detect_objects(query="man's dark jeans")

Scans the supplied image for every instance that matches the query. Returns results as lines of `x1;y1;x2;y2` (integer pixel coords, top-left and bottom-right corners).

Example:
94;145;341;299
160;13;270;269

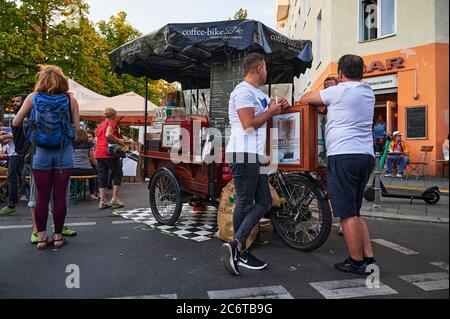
229;153;271;249
7;155;24;206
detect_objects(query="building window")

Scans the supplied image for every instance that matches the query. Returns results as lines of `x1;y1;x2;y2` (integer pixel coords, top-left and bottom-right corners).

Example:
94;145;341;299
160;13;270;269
316;10;322;64
359;0;396;42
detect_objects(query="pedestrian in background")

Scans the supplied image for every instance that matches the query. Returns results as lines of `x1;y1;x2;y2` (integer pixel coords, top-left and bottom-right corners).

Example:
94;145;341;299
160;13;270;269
0;93;30;216
95;107;125;209
72;128;98;199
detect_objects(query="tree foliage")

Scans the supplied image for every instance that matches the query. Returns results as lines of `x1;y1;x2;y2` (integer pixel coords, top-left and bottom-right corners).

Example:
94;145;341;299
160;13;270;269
232;8;248;20
0;1;177;120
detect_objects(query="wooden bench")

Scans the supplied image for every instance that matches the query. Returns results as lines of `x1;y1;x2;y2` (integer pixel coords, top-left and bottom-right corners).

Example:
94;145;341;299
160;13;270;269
22;174;98;205
70;175;97;205
0;175;6;202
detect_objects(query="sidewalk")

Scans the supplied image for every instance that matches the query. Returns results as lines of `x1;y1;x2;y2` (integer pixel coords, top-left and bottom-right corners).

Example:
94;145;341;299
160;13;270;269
362;175;449;224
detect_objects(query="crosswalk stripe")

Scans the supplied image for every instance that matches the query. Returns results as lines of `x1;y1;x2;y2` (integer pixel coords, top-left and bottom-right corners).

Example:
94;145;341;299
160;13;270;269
372;239;419;255
399;272;449;291
0;224;32;230
109;294;178;299
430;262;449;271
207;286;294;299
309;279;398;299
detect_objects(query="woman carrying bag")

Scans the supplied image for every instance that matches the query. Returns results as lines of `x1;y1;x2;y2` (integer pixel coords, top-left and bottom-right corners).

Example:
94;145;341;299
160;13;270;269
95;107;125;209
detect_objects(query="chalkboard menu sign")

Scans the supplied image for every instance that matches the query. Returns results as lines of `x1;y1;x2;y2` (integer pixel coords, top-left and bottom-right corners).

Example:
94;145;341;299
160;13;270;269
406;106;427;139
210;53;246;129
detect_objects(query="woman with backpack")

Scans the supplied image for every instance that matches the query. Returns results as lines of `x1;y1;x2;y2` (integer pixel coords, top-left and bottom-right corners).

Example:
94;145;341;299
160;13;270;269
95;107;125;209
13;65;80;250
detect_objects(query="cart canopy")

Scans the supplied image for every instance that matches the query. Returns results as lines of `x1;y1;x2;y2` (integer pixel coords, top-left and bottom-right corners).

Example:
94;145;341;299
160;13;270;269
109;19;313;89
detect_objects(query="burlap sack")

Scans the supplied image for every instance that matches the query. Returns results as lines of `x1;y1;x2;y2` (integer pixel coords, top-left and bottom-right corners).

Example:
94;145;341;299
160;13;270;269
216;180;282;248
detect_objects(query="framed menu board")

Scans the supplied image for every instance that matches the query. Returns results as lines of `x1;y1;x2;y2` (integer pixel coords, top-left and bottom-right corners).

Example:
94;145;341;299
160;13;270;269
271;112;301;165
209;53;245;130
161;124;181;149
406;106;427;139
267;103;319;171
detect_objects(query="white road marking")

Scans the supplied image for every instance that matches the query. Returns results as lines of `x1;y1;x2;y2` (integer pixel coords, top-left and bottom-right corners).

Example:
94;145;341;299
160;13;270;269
109;294;178;299
64;222;97;226
0;222;96;230
0;224;32;230
310;279;398;299
112;220;137;225
430;262;449;271
208;286;294;299
399;272;449;291
372;239;419;255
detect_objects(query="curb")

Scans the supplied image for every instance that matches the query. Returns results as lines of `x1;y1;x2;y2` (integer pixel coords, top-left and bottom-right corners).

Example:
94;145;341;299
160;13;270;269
384;185;449;195
361;210;449;224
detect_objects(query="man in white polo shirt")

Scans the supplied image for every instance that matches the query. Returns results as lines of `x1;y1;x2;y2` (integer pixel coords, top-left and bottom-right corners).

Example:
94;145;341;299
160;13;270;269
301;54;377;275
222;52;288;276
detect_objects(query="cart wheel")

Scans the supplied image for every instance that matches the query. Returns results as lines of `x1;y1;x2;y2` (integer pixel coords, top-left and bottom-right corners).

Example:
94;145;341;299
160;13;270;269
364;187;375;202
423;190;440;205
270;173;332;252
149;170;183;225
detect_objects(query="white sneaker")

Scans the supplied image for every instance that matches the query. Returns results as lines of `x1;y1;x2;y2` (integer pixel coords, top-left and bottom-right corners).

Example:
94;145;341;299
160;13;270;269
384;174;392;177
396;173;403;178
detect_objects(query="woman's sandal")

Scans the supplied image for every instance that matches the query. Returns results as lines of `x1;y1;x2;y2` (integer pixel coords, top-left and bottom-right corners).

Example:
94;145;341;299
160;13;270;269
53;236;67;249
36;236;53;250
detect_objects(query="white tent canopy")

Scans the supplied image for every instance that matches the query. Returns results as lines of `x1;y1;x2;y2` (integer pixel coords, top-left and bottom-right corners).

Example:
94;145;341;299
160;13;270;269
68;78;107;106
78;91;158;118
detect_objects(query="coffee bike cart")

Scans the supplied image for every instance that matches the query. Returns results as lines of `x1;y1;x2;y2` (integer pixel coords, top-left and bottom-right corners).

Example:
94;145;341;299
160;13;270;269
109;20;332;251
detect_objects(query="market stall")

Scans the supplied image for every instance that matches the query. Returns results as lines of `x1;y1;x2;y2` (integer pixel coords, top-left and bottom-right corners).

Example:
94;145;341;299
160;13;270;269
78;91;158;125
109;19;331;251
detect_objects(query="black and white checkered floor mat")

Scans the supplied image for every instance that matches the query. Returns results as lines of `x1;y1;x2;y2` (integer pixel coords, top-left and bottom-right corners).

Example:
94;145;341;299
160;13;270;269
118;206;218;242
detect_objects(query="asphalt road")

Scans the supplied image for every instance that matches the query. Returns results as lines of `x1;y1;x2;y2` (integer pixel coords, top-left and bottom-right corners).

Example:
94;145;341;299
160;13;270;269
0;183;448;299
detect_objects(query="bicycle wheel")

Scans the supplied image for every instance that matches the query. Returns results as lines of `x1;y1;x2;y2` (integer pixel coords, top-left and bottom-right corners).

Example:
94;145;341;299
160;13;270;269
270;173;332;251
149;170;183;225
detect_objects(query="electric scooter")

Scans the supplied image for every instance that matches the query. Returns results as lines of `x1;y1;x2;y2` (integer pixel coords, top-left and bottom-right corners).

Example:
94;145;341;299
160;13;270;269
364;133;441;205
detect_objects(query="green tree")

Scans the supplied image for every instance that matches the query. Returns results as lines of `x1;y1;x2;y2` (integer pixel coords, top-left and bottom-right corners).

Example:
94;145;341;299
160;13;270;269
97;11;179;105
232;8;248;20
0;0;103;116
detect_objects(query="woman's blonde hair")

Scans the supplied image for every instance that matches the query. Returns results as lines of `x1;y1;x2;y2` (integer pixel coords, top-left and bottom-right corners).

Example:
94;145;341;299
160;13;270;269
75;128;88;142
103;107;117;120
34;65;69;95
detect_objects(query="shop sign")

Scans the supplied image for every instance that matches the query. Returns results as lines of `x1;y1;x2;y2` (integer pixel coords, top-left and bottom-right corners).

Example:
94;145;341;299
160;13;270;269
363;74;398;91
364;57;405;73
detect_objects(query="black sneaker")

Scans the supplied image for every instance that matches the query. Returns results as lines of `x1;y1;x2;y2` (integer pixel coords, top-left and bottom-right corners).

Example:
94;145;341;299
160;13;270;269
335;258;367;275
222;240;240;276
238;250;267;270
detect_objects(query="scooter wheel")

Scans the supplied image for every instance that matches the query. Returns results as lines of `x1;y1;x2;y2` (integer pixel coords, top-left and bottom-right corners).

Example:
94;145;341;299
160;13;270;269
364;187;375;202
424;190;440;205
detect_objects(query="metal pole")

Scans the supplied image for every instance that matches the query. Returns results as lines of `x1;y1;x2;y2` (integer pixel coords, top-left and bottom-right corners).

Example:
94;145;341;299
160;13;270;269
143;76;149;181
372;152;382;211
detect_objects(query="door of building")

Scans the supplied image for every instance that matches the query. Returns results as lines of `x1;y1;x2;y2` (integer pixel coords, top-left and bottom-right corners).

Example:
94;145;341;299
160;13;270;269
386;101;398;133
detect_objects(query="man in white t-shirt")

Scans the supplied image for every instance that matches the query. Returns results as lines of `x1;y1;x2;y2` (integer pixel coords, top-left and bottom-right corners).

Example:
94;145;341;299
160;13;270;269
222;53;288;276
301;54;376;276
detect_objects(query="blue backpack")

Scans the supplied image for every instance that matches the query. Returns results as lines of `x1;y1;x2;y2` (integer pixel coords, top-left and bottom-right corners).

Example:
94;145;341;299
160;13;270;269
26;93;75;149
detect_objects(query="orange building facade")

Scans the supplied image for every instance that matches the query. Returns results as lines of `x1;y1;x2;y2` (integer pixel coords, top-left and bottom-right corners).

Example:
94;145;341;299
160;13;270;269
309;43;449;176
